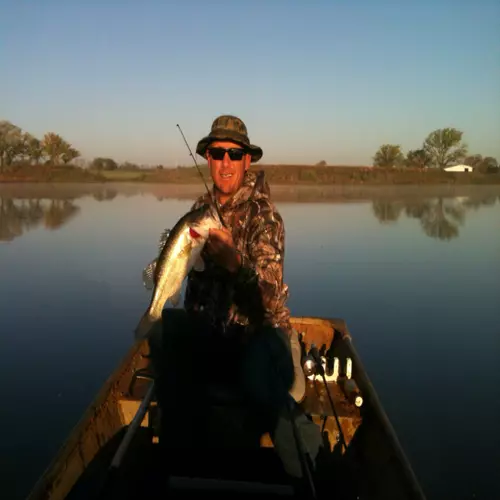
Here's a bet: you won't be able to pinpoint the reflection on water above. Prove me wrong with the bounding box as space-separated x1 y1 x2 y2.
0 198 81 241
91 187 118 202
1 183 499 244
371 195 499 241
0 186 119 242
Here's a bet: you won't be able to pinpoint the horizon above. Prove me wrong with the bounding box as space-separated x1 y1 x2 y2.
1 0 499 166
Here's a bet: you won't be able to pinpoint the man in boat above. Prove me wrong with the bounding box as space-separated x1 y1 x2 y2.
150 115 323 481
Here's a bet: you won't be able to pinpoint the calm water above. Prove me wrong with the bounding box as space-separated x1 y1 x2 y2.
1 182 499 500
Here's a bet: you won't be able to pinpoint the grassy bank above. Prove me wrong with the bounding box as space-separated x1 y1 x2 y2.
1 163 499 185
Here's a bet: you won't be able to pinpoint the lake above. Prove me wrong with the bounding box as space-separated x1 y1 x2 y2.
1 182 499 500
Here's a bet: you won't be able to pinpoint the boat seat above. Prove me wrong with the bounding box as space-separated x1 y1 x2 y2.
128 367 156 398
168 475 295 497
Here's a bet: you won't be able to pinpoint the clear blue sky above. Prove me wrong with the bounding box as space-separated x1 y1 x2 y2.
1 0 499 166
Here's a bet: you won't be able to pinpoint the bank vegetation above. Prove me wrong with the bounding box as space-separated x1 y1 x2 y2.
1 120 498 185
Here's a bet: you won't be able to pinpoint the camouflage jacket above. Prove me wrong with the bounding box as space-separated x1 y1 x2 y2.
184 170 292 338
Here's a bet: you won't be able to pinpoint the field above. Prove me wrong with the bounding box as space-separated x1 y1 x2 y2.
0 163 499 185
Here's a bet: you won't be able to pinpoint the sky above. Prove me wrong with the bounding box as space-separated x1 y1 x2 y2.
1 0 499 166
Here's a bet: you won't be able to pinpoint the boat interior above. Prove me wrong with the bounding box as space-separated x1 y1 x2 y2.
28 317 425 500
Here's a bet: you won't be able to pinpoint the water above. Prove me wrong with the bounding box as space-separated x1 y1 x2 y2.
1 182 499 500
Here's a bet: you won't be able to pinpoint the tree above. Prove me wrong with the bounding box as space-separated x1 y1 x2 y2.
42 133 68 165
423 128 467 169
61 146 80 164
25 135 44 164
0 120 24 170
480 157 499 174
406 149 431 169
373 144 404 168
463 154 499 173
91 157 118 170
463 154 483 169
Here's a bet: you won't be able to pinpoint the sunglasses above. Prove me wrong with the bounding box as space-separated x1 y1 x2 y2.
207 147 246 161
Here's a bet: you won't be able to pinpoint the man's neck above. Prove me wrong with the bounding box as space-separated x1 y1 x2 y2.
215 189 238 207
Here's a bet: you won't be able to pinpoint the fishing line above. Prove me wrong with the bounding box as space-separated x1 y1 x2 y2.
176 124 227 228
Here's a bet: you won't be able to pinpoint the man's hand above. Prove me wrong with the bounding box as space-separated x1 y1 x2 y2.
206 227 241 273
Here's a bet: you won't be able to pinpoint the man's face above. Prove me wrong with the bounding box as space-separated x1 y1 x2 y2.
207 140 250 203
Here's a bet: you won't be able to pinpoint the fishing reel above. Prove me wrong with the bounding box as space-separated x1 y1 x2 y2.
302 344 339 382
302 344 363 408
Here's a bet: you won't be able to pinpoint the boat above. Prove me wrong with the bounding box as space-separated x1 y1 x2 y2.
26 315 426 499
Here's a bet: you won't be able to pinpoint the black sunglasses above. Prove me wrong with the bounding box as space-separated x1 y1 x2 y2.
207 147 246 161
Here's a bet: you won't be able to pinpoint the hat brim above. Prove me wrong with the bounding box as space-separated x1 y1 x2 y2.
196 130 263 163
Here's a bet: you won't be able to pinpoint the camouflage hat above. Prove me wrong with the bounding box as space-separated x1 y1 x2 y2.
196 115 263 163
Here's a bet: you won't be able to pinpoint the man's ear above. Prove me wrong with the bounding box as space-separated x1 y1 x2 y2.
244 153 251 171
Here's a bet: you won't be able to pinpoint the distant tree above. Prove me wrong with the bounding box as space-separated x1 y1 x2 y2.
423 128 467 169
61 146 80 164
464 154 498 174
42 132 71 165
92 157 118 170
405 149 431 169
373 144 404 168
0 120 24 170
463 154 483 169
1 121 80 169
25 135 44 164
315 160 327 167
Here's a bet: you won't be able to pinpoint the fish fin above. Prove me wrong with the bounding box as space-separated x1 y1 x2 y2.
134 311 160 341
142 259 157 290
158 229 171 253
193 256 205 272
170 288 182 307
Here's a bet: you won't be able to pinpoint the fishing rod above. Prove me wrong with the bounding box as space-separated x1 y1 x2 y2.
307 345 363 498
307 344 348 452
268 347 317 498
176 124 227 228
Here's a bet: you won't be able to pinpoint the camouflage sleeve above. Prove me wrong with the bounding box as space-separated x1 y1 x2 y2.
232 205 289 330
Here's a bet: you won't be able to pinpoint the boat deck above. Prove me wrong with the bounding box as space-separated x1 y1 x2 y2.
27 317 426 500
65 359 363 499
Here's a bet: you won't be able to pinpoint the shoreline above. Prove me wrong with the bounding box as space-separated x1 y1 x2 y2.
2 181 500 204
1 164 499 187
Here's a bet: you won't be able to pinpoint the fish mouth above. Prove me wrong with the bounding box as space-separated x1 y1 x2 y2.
189 227 201 239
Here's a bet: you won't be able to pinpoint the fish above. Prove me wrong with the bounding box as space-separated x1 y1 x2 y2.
134 203 222 340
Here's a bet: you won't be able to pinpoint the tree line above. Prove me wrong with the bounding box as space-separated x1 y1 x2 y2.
373 127 499 173
0 120 81 170
0 120 151 172
2 120 499 175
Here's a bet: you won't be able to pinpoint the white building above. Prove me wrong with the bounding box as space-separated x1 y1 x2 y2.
444 164 474 172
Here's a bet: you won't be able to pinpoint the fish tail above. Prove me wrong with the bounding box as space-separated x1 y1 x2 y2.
134 311 160 341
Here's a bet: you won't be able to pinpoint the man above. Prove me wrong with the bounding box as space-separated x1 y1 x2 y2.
151 115 323 481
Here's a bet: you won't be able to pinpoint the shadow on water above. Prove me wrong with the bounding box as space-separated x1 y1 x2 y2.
371 194 500 241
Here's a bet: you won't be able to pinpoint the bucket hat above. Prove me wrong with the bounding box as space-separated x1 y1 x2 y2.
196 115 263 163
